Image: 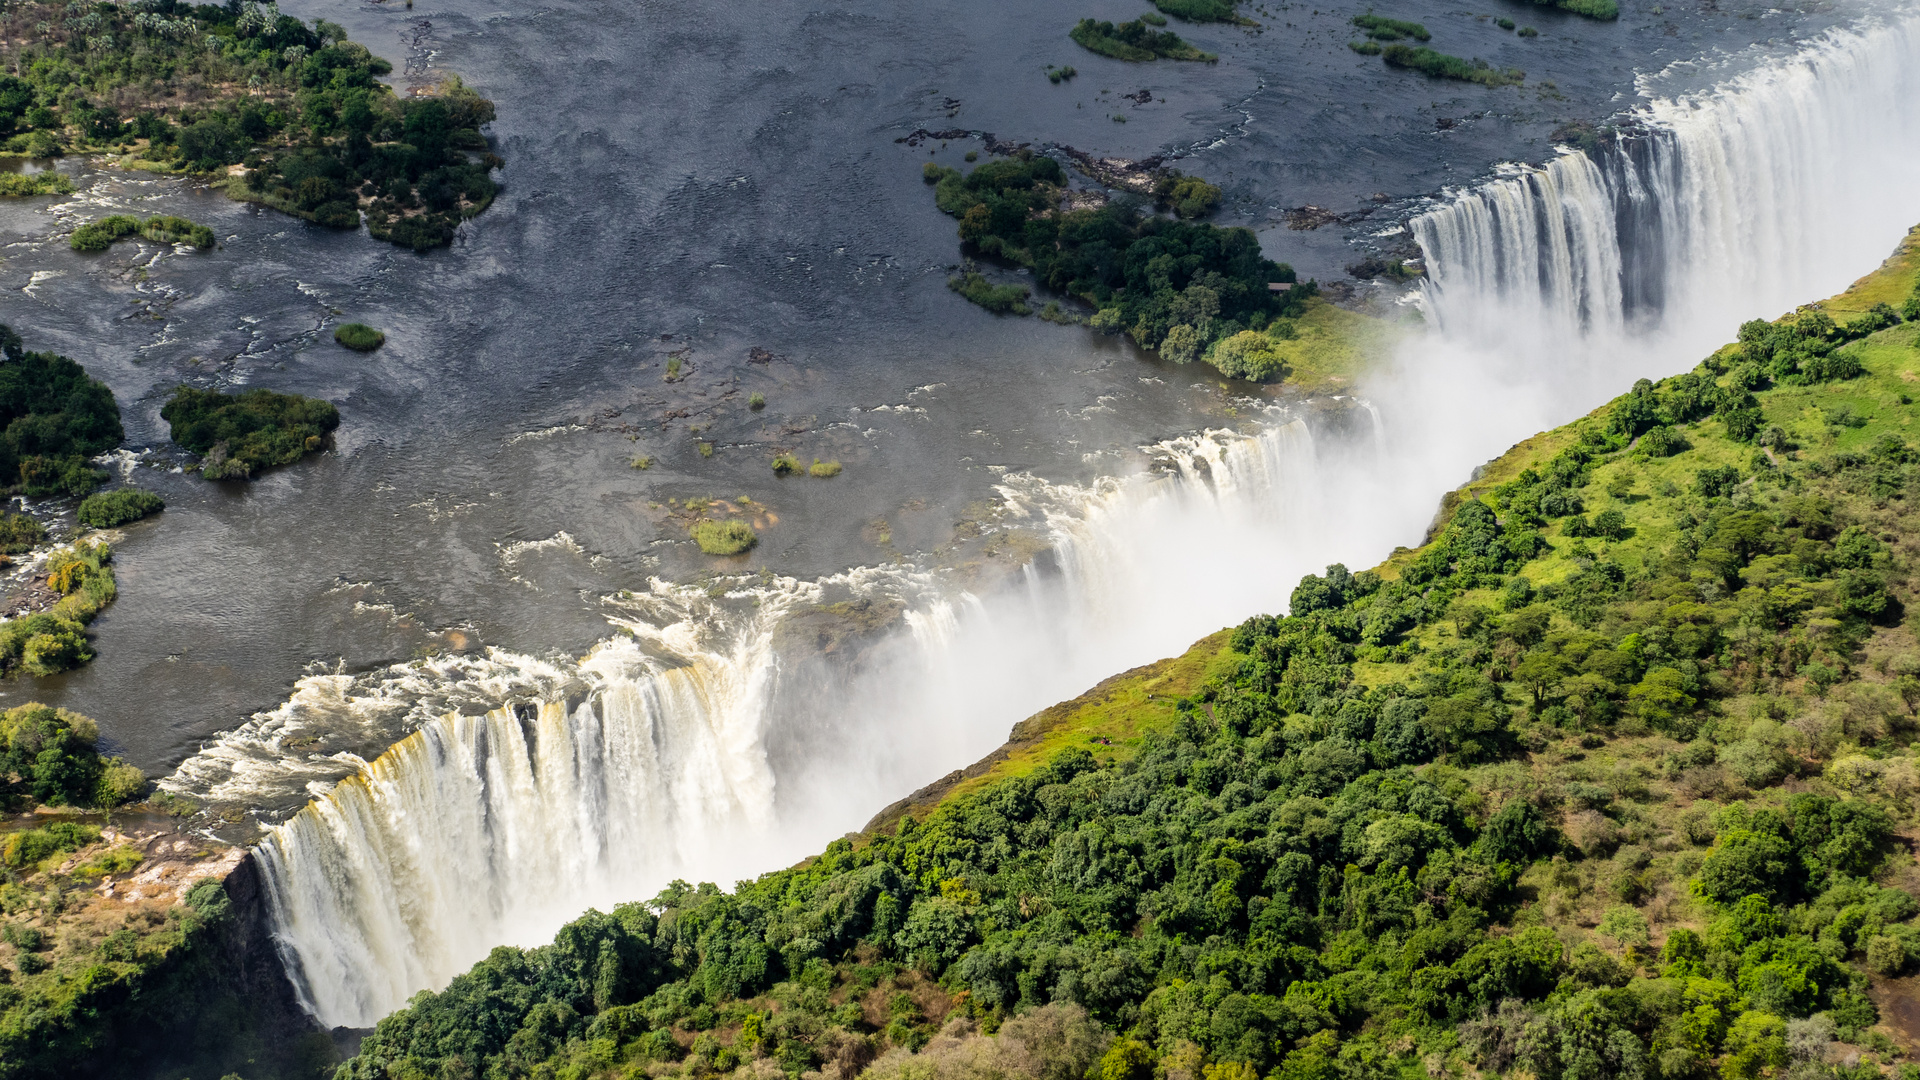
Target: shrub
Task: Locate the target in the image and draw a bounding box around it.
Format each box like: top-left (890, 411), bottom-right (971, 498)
top-left (69, 215), bottom-right (141, 252)
top-left (0, 512), bottom-right (44, 554)
top-left (809, 460), bottom-right (842, 478)
top-left (1518, 25), bottom-right (1539, 35)
top-left (0, 326), bottom-right (124, 497)
top-left (1206, 330), bottom-right (1287, 382)
top-left (161, 386), bottom-right (340, 480)
top-left (1351, 14), bottom-right (1431, 40)
top-left (140, 215), bottom-right (216, 248)
top-left (1496, 16), bottom-right (1516, 28)
top-left (1, 704), bottom-right (112, 806)
top-left (334, 323), bottom-right (386, 352)
top-left (76, 489), bottom-right (164, 529)
top-left (748, 392), bottom-right (766, 410)
top-left (1, 822), bottom-right (99, 868)
top-left (691, 519), bottom-right (757, 555)
top-left (1381, 45), bottom-right (1525, 86)
top-left (949, 272), bottom-right (1031, 315)
top-left (1349, 40), bottom-right (1384, 54)
top-left (0, 172), bottom-right (74, 197)
top-left (771, 454), bottom-right (803, 476)
top-left (1070, 18), bottom-right (1216, 62)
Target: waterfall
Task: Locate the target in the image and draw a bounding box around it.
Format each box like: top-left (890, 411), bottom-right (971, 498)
top-left (1413, 12), bottom-right (1920, 384)
top-left (189, 10), bottom-right (1920, 1031)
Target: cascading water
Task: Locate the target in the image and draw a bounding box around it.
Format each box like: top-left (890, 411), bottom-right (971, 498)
top-left (177, 9), bottom-right (1920, 1030)
top-left (1413, 10), bottom-right (1920, 383)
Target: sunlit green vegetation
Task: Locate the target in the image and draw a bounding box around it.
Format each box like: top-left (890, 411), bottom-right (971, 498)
top-left (333, 322), bottom-right (386, 352)
top-left (1381, 45), bottom-right (1525, 86)
top-left (0, 704), bottom-right (141, 810)
top-left (0, 0), bottom-right (501, 250)
top-left (925, 155), bottom-right (1313, 381)
top-left (70, 213), bottom-right (214, 251)
top-left (0, 513), bottom-right (43, 555)
top-left (0, 541), bottom-right (116, 678)
top-left (810, 460), bottom-right (843, 478)
top-left (76, 488), bottom-right (164, 529)
top-left (1349, 39), bottom-right (1383, 54)
top-left (691, 519), bottom-right (757, 556)
top-left (1070, 18), bottom-right (1217, 62)
top-left (0, 325), bottom-right (122, 497)
top-left (160, 385), bottom-right (339, 480)
top-left (335, 229), bottom-right (1920, 1080)
top-left (0, 171), bottom-right (70, 197)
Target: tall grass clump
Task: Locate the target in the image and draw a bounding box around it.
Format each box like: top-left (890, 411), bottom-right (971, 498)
top-left (809, 459), bottom-right (842, 478)
top-left (771, 454), bottom-right (803, 476)
top-left (949, 272), bottom-right (1031, 315)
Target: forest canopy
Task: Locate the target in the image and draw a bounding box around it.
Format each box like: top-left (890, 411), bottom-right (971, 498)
top-left (0, 325), bottom-right (123, 498)
top-left (0, 0), bottom-right (501, 250)
top-left (336, 288), bottom-right (1920, 1080)
top-left (161, 386), bottom-right (339, 480)
top-left (924, 154), bottom-right (1314, 381)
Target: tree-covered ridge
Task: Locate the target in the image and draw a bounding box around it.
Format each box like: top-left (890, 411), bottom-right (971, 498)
top-left (0, 0), bottom-right (501, 250)
top-left (923, 154), bottom-right (1316, 382)
top-left (337, 245), bottom-right (1920, 1080)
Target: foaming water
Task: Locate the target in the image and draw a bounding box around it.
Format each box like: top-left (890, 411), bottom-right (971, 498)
top-left (176, 10), bottom-right (1920, 1029)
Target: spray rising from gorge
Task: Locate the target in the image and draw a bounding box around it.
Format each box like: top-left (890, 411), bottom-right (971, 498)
top-left (159, 10), bottom-right (1920, 1029)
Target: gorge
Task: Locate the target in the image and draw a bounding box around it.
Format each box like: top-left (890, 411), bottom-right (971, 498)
top-left (192, 8), bottom-right (1920, 1032)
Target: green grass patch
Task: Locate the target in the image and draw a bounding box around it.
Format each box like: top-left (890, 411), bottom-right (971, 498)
top-left (690, 519), bottom-right (756, 555)
top-left (1382, 44), bottom-right (1524, 86)
top-left (1351, 13), bottom-right (1431, 39)
top-left (809, 459), bottom-right (842, 478)
top-left (161, 386), bottom-right (340, 481)
top-left (771, 453), bottom-right (803, 477)
top-left (1349, 39), bottom-right (1383, 53)
top-left (334, 323), bottom-right (386, 352)
top-left (76, 489), bottom-right (164, 529)
top-left (1070, 17), bottom-right (1217, 61)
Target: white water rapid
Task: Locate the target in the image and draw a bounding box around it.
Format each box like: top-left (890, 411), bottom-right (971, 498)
top-left (173, 9), bottom-right (1920, 1029)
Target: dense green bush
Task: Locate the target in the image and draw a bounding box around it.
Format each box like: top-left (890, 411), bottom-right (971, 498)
top-left (68, 214), bottom-right (140, 251)
top-left (1731, 308), bottom-right (1892, 387)
top-left (76, 488), bottom-right (164, 529)
top-left (333, 322), bottom-right (386, 352)
top-left (1069, 19), bottom-right (1216, 61)
top-left (691, 519), bottom-right (757, 555)
top-left (0, 702), bottom-right (140, 809)
top-left (1380, 45), bottom-right (1525, 86)
top-left (1520, 0), bottom-right (1618, 18)
top-left (0, 324), bottom-right (123, 497)
top-left (160, 386), bottom-right (340, 480)
top-left (0, 511), bottom-right (44, 554)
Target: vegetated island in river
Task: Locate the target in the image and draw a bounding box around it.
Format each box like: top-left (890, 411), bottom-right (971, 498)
top-left (926, 151), bottom-right (1371, 385)
top-left (0, 0), bottom-right (502, 250)
top-left (323, 227), bottom-right (1920, 1080)
top-left (1071, 18), bottom-right (1218, 62)
top-left (161, 385), bottom-right (340, 480)
top-left (1346, 16), bottom-right (1524, 85)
